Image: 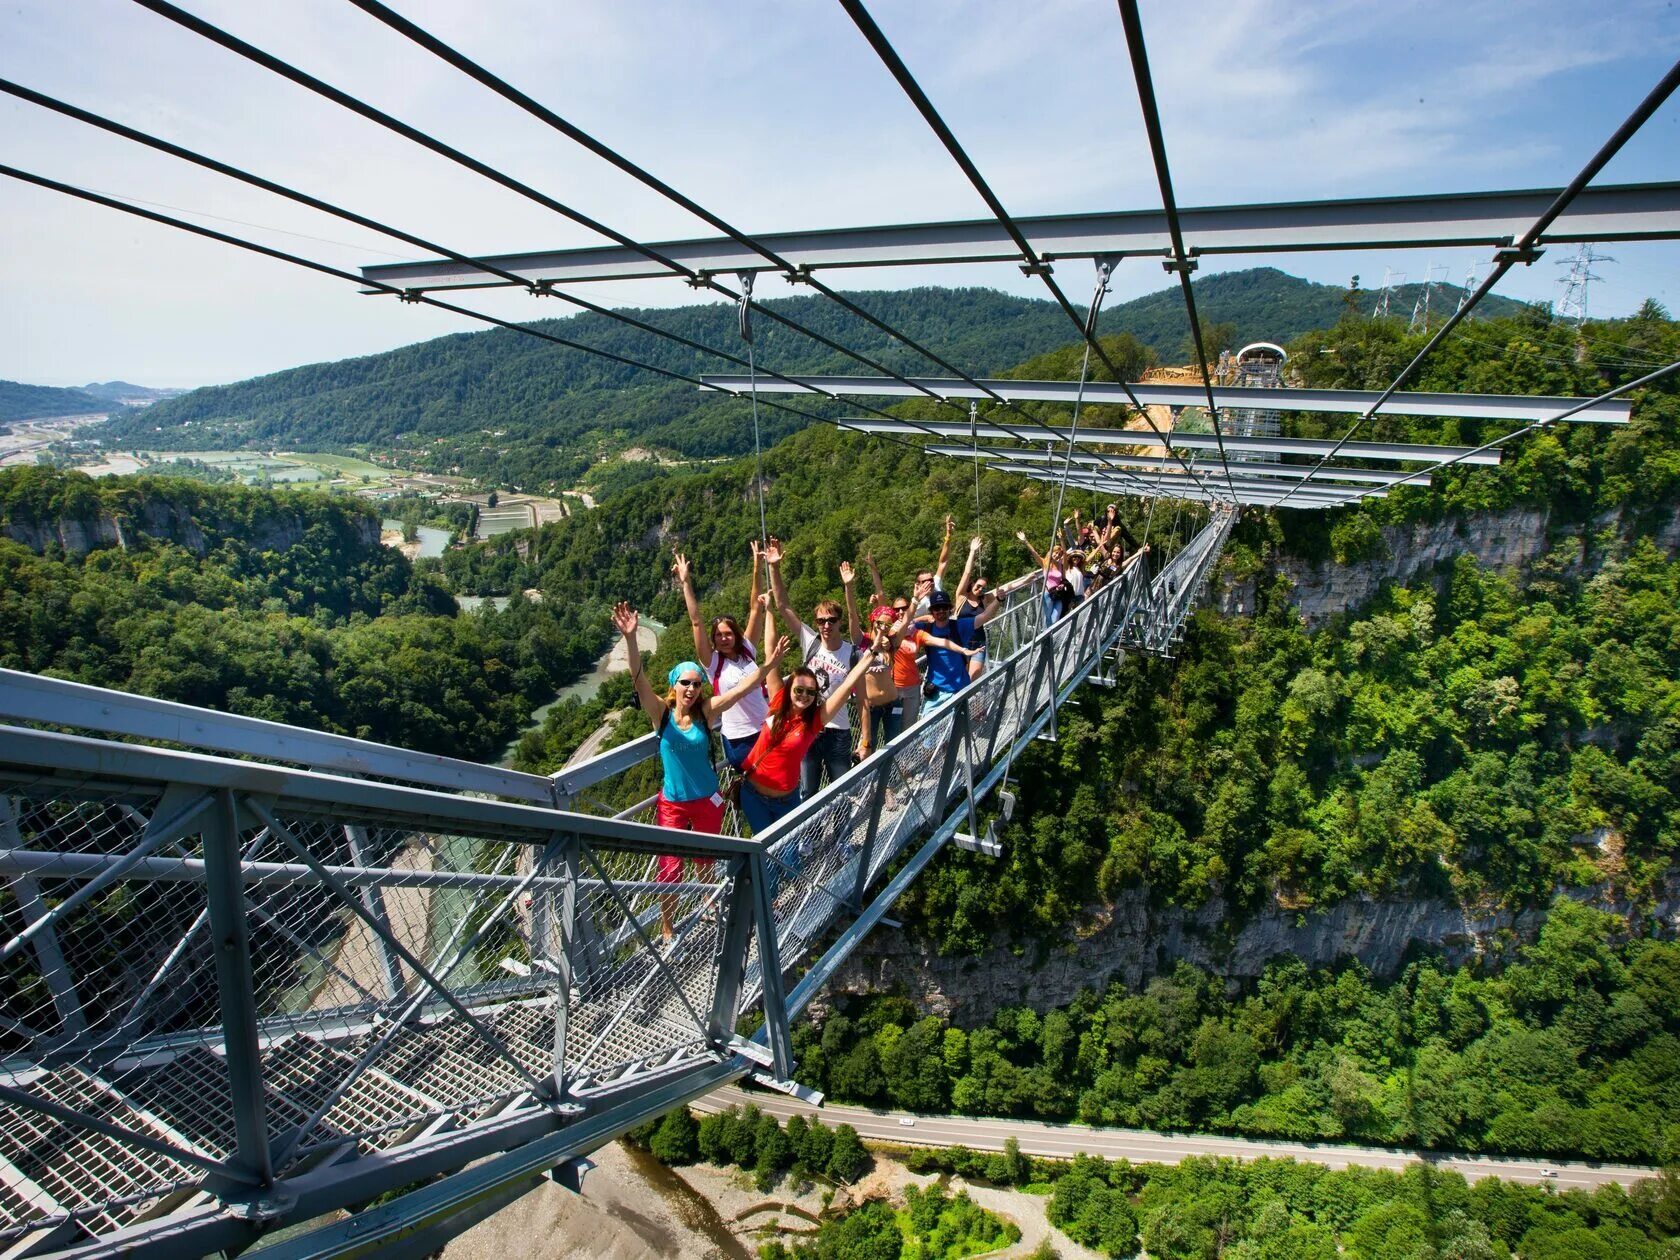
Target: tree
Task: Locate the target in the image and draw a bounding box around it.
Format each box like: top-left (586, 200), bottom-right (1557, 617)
top-left (826, 1124), bottom-right (868, 1182)
top-left (648, 1107), bottom-right (699, 1165)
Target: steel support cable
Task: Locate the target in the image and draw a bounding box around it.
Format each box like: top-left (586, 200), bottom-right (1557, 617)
top-left (0, 81), bottom-right (985, 485)
top-left (1115, 0), bottom-right (1240, 508)
top-left (738, 275), bottom-right (769, 546)
top-left (334, 0), bottom-right (1157, 500)
top-left (117, 1), bottom-right (911, 434)
top-left (0, 164), bottom-right (866, 439)
top-left (124, 0), bottom-right (1115, 500)
top-left (1049, 262), bottom-right (1113, 549)
top-left (1269, 52), bottom-right (1680, 511)
top-left (834, 0), bottom-right (1217, 505)
top-left (1365, 356), bottom-right (1680, 498)
top-left (0, 77), bottom-right (793, 388)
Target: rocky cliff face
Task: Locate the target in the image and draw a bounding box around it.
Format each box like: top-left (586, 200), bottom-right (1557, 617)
top-left (825, 876), bottom-right (1680, 1027)
top-left (2, 498), bottom-right (379, 558)
top-left (1217, 502), bottom-right (1680, 626)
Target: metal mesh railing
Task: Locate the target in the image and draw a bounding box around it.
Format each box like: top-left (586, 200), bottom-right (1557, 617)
top-left (0, 523), bottom-right (1222, 1246)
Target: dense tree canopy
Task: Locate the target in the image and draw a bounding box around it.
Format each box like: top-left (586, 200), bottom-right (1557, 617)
top-left (796, 905), bottom-right (1680, 1164)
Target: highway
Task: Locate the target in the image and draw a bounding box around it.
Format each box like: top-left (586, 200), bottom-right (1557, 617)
top-left (696, 1086), bottom-right (1657, 1192)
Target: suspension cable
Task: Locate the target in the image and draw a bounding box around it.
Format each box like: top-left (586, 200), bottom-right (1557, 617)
top-left (129, 0), bottom-right (1152, 503)
top-left (1048, 260), bottom-right (1114, 550)
top-left (738, 274), bottom-right (769, 547)
top-left (1268, 52), bottom-right (1680, 510)
top-left (1115, 0), bottom-right (1241, 507)
top-left (836, 0), bottom-right (1222, 506)
top-left (334, 0), bottom-right (1161, 501)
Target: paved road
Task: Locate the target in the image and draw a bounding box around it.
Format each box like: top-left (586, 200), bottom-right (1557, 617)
top-left (697, 1086), bottom-right (1657, 1192)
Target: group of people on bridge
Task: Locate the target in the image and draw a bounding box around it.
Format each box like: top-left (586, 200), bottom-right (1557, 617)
top-left (610, 510), bottom-right (1142, 940)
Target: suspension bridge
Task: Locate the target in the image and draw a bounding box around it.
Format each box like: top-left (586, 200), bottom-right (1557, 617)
top-left (1, 1), bottom-right (1677, 1256)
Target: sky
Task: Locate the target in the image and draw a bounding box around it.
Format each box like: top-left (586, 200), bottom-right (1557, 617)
top-left (1, 0), bottom-right (1677, 389)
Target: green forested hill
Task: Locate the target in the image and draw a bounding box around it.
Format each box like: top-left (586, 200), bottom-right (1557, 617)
top-left (84, 270), bottom-right (1523, 489)
top-left (0, 380), bottom-right (109, 422)
top-left (0, 467), bottom-right (611, 759)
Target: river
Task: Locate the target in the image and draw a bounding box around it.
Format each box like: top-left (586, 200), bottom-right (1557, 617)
top-left (497, 617), bottom-right (665, 766)
top-left (381, 519), bottom-right (451, 559)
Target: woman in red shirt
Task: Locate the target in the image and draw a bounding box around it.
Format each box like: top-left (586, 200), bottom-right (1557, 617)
top-left (738, 607), bottom-right (877, 837)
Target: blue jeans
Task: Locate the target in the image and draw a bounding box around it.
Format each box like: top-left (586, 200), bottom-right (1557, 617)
top-left (799, 726), bottom-right (851, 797)
top-left (721, 732), bottom-right (757, 770)
top-left (864, 700), bottom-right (902, 750)
top-left (740, 779), bottom-right (799, 836)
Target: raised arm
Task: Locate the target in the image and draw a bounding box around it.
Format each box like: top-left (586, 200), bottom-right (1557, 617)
top-left (951, 535), bottom-right (983, 605)
top-left (840, 561), bottom-right (861, 643)
top-left (822, 646), bottom-right (877, 724)
top-left (1015, 530), bottom-right (1049, 571)
top-left (743, 539), bottom-right (766, 643)
top-left (933, 515), bottom-right (955, 588)
top-left (675, 551), bottom-right (708, 663)
top-left (863, 551), bottom-right (886, 605)
top-left (765, 535), bottom-right (806, 639)
top-left (612, 602), bottom-right (666, 729)
top-left (761, 595), bottom-right (785, 699)
top-left (707, 633), bottom-right (789, 717)
top-left (920, 631), bottom-right (983, 656)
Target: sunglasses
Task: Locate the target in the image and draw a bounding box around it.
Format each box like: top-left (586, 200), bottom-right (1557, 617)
top-left (789, 686), bottom-right (818, 698)
top-left (675, 677), bottom-right (703, 688)
top-left (814, 616), bottom-right (839, 625)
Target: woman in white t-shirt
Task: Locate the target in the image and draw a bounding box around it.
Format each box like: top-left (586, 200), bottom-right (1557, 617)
top-left (675, 546), bottom-right (769, 769)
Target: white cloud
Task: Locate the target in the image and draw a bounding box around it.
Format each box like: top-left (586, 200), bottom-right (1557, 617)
top-left (1, 0), bottom-right (1677, 385)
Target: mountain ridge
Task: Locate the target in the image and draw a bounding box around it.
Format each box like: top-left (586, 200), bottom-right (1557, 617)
top-left (84, 269), bottom-right (1528, 487)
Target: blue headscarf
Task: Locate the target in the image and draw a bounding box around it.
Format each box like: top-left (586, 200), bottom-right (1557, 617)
top-left (667, 661), bottom-right (709, 689)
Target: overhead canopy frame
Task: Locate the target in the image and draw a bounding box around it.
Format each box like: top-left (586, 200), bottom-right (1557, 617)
top-left (834, 418), bottom-right (1505, 466)
top-left (361, 182), bottom-right (1680, 292)
top-left (699, 375), bottom-right (1631, 424)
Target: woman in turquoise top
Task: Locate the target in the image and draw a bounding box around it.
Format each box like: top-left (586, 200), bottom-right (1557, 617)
top-left (612, 601), bottom-right (789, 940)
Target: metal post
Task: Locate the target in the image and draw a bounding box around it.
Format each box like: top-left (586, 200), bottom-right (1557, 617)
top-left (706, 856), bottom-right (755, 1048)
top-left (926, 701), bottom-right (969, 828)
top-left (3, 794), bottom-right (86, 1037)
top-left (202, 790), bottom-right (274, 1193)
top-left (980, 654), bottom-right (1017, 766)
top-left (344, 824), bottom-right (407, 1002)
top-left (849, 755), bottom-right (896, 910)
top-left (551, 834), bottom-right (578, 1096)
top-left (748, 853), bottom-right (794, 1079)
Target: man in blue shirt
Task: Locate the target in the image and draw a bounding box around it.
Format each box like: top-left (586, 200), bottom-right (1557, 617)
top-left (915, 590), bottom-right (981, 711)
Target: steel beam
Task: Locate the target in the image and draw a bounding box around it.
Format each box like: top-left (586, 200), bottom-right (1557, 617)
top-left (361, 182), bottom-right (1680, 290)
top-left (996, 464), bottom-right (1380, 504)
top-left (834, 418), bottom-right (1504, 465)
top-left (0, 726), bottom-right (759, 859)
top-left (203, 790), bottom-right (275, 1192)
top-left (922, 444), bottom-right (1413, 485)
top-left (701, 375), bottom-right (1630, 424)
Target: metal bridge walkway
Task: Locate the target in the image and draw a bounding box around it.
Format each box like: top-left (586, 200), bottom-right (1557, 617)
top-left (0, 509), bottom-right (1232, 1260)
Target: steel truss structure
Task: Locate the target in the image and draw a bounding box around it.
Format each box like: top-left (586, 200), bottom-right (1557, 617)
top-left (0, 522), bottom-right (1232, 1259)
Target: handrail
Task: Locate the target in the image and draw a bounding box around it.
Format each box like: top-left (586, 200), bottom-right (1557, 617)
top-left (0, 667), bottom-right (557, 805)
